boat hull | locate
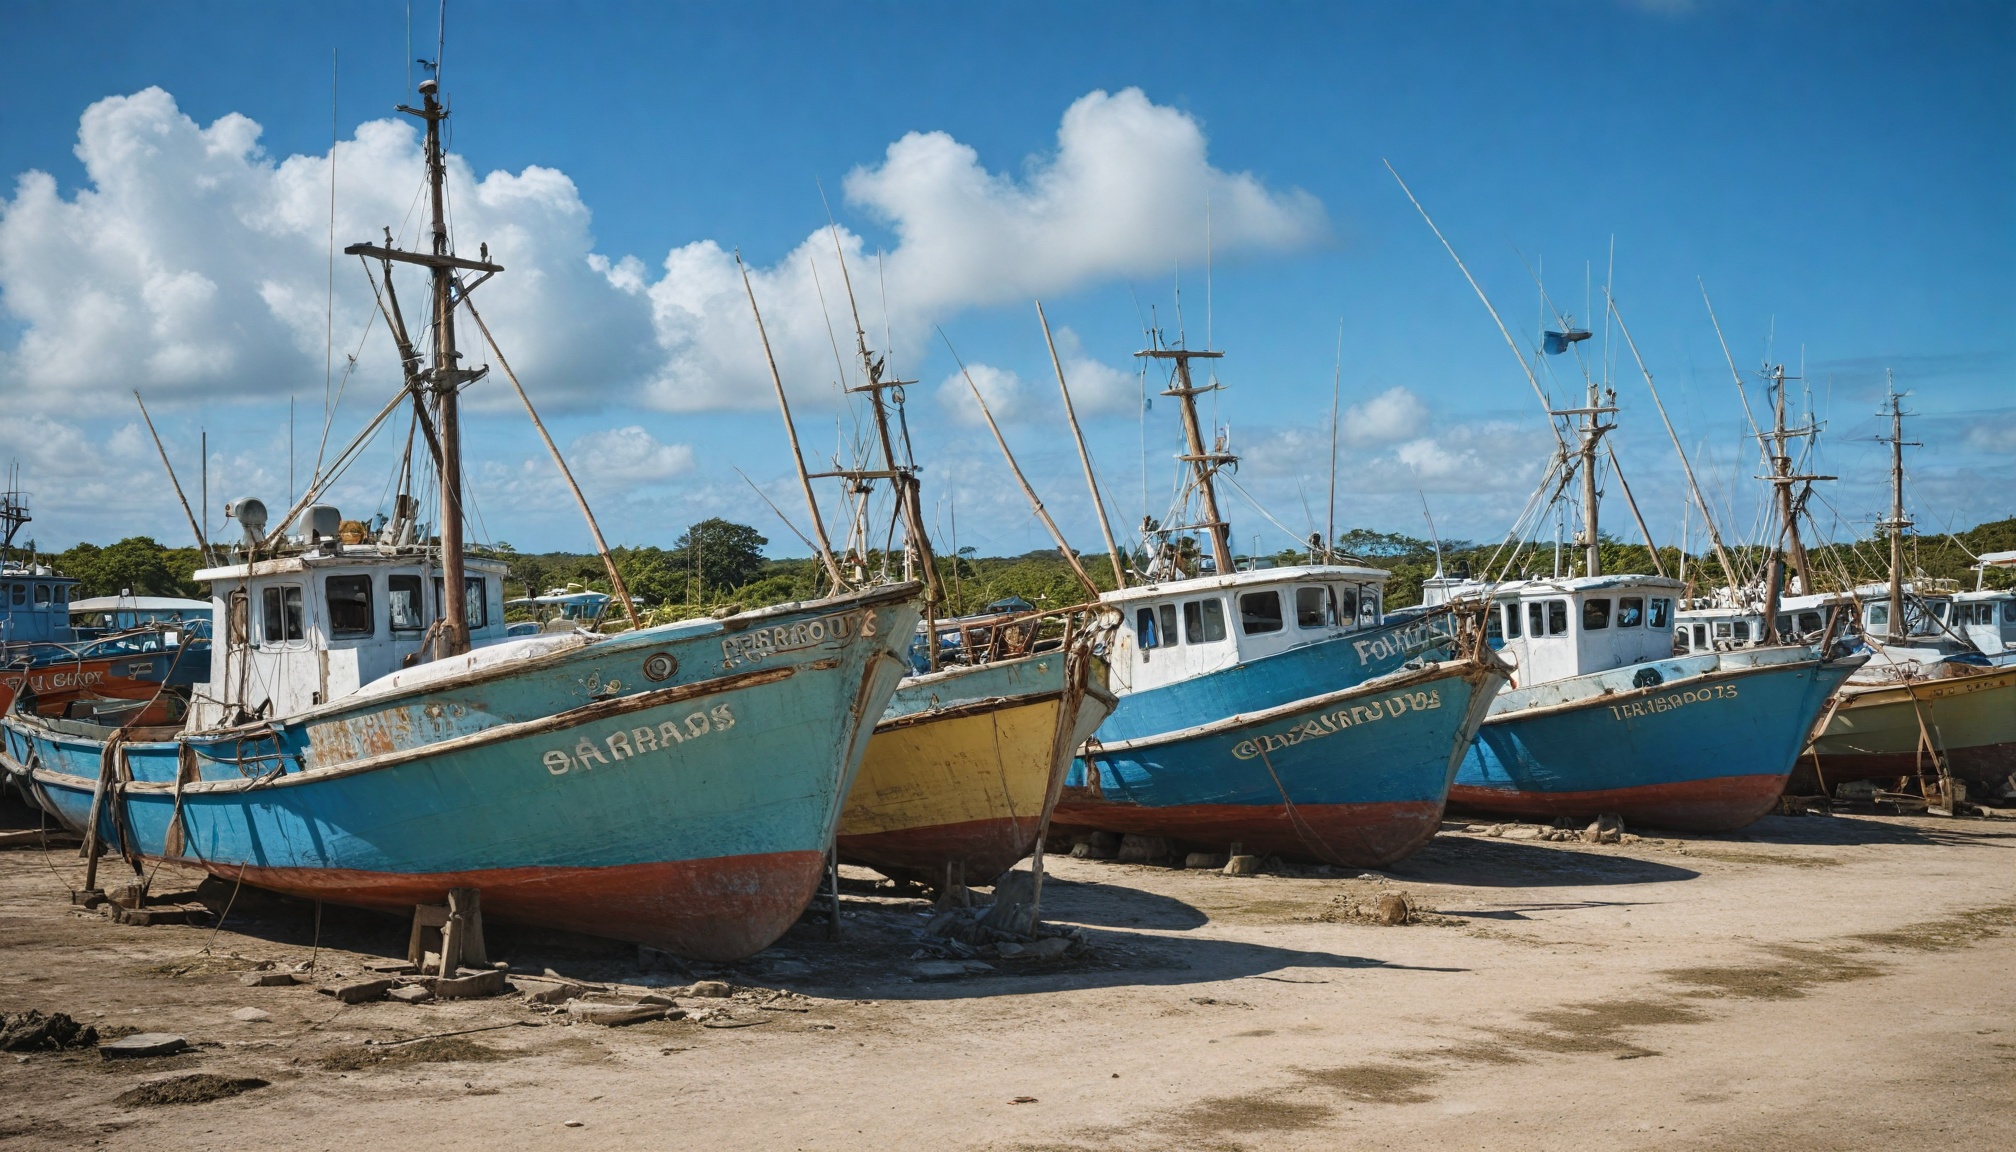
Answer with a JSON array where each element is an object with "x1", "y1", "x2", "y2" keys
[
  {"x1": 4, "y1": 588, "x2": 921, "y2": 961},
  {"x1": 1453, "y1": 649, "x2": 1859, "y2": 831},
  {"x1": 837, "y1": 648, "x2": 1114, "y2": 884},
  {"x1": 1798, "y1": 664, "x2": 2016, "y2": 796},
  {"x1": 1056, "y1": 657, "x2": 1502, "y2": 866}
]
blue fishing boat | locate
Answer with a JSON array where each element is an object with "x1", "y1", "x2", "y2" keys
[
  {"x1": 1452, "y1": 575, "x2": 1859, "y2": 829},
  {"x1": 1052, "y1": 345, "x2": 1505, "y2": 866},
  {"x1": 0, "y1": 73, "x2": 922, "y2": 961}
]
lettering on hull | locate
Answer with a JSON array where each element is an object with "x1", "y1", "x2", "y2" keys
[
  {"x1": 1607, "y1": 682, "x2": 1738, "y2": 721},
  {"x1": 1232, "y1": 689, "x2": 1443, "y2": 760},
  {"x1": 720, "y1": 609, "x2": 878, "y2": 669},
  {"x1": 1350, "y1": 620, "x2": 1446, "y2": 667},
  {"x1": 543, "y1": 704, "x2": 737, "y2": 775}
]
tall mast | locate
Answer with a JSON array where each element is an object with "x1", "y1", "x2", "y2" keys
[
  {"x1": 1878, "y1": 384, "x2": 1916, "y2": 643},
  {"x1": 1552, "y1": 375, "x2": 1616, "y2": 578},
  {"x1": 1138, "y1": 346, "x2": 1233, "y2": 575},
  {"x1": 1758, "y1": 364, "x2": 1831, "y2": 641}
]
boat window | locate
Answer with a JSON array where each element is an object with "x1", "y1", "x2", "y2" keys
[
  {"x1": 1675, "y1": 627, "x2": 1691, "y2": 652},
  {"x1": 1336, "y1": 584, "x2": 1359, "y2": 624},
  {"x1": 1486, "y1": 608, "x2": 1503, "y2": 643},
  {"x1": 432, "y1": 576, "x2": 491, "y2": 629},
  {"x1": 1649, "y1": 597, "x2": 1671, "y2": 629},
  {"x1": 1797, "y1": 610, "x2": 1824, "y2": 634},
  {"x1": 1864, "y1": 603, "x2": 1889, "y2": 629},
  {"x1": 1733, "y1": 621, "x2": 1751, "y2": 642},
  {"x1": 1545, "y1": 600, "x2": 1568, "y2": 635},
  {"x1": 1527, "y1": 602, "x2": 1544, "y2": 636},
  {"x1": 1135, "y1": 606, "x2": 1159, "y2": 649},
  {"x1": 1295, "y1": 586, "x2": 1329, "y2": 629},
  {"x1": 53, "y1": 584, "x2": 66, "y2": 605},
  {"x1": 1692, "y1": 624, "x2": 1707, "y2": 649},
  {"x1": 326, "y1": 575, "x2": 374, "y2": 639},
  {"x1": 33, "y1": 584, "x2": 51, "y2": 607},
  {"x1": 1503, "y1": 602, "x2": 1523, "y2": 638},
  {"x1": 1930, "y1": 600, "x2": 1949, "y2": 621},
  {"x1": 1358, "y1": 585, "x2": 1381, "y2": 625},
  {"x1": 1714, "y1": 621, "x2": 1731, "y2": 639},
  {"x1": 2004, "y1": 601, "x2": 2016, "y2": 625},
  {"x1": 388, "y1": 574, "x2": 425, "y2": 633},
  {"x1": 1774, "y1": 614, "x2": 1792, "y2": 637},
  {"x1": 1617, "y1": 597, "x2": 1644, "y2": 627},
  {"x1": 261, "y1": 585, "x2": 305, "y2": 644},
  {"x1": 1158, "y1": 604, "x2": 1178, "y2": 646},
  {"x1": 1582, "y1": 598, "x2": 1611, "y2": 630},
  {"x1": 1239, "y1": 590, "x2": 1284, "y2": 635},
  {"x1": 1183, "y1": 598, "x2": 1228, "y2": 643}
]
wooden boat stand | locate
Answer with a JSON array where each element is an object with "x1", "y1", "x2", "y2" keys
[{"x1": 408, "y1": 888, "x2": 487, "y2": 976}]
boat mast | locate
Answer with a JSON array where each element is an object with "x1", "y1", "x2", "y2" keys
[
  {"x1": 1138, "y1": 345, "x2": 1233, "y2": 575},
  {"x1": 1758, "y1": 364, "x2": 1832, "y2": 641},
  {"x1": 1878, "y1": 385, "x2": 1916, "y2": 643},
  {"x1": 1552, "y1": 372, "x2": 1616, "y2": 578}
]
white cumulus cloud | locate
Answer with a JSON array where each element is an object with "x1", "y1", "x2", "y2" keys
[
  {"x1": 1342, "y1": 386, "x2": 1430, "y2": 446},
  {"x1": 567, "y1": 425, "x2": 696, "y2": 487}
]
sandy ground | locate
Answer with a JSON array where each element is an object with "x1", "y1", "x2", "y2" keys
[{"x1": 1, "y1": 801, "x2": 2011, "y2": 1152}]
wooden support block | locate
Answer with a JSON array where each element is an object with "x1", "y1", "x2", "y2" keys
[
  {"x1": 446, "y1": 888, "x2": 487, "y2": 966},
  {"x1": 319, "y1": 978, "x2": 394, "y2": 1004},
  {"x1": 431, "y1": 968, "x2": 507, "y2": 999},
  {"x1": 406, "y1": 903, "x2": 450, "y2": 968}
]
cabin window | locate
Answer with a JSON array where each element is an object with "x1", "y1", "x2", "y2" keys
[
  {"x1": 261, "y1": 585, "x2": 305, "y2": 644},
  {"x1": 1797, "y1": 610, "x2": 1824, "y2": 634},
  {"x1": 1774, "y1": 614, "x2": 1792, "y2": 637},
  {"x1": 1239, "y1": 590, "x2": 1284, "y2": 635},
  {"x1": 1183, "y1": 598, "x2": 1228, "y2": 644},
  {"x1": 1616, "y1": 597, "x2": 1644, "y2": 627},
  {"x1": 1526, "y1": 602, "x2": 1544, "y2": 636},
  {"x1": 2004, "y1": 602, "x2": 2016, "y2": 625},
  {"x1": 1336, "y1": 585, "x2": 1359, "y2": 624},
  {"x1": 6, "y1": 584, "x2": 19, "y2": 606},
  {"x1": 325, "y1": 575, "x2": 374, "y2": 639},
  {"x1": 1486, "y1": 608, "x2": 1503, "y2": 643},
  {"x1": 1733, "y1": 621, "x2": 1751, "y2": 641},
  {"x1": 1649, "y1": 598, "x2": 1671, "y2": 629},
  {"x1": 432, "y1": 576, "x2": 491, "y2": 629},
  {"x1": 1692, "y1": 624, "x2": 1708, "y2": 649},
  {"x1": 53, "y1": 585, "x2": 66, "y2": 605},
  {"x1": 1864, "y1": 604, "x2": 1889, "y2": 629},
  {"x1": 1930, "y1": 600, "x2": 1949, "y2": 621},
  {"x1": 1675, "y1": 627, "x2": 1691, "y2": 652},
  {"x1": 1295, "y1": 586, "x2": 1330, "y2": 629},
  {"x1": 32, "y1": 584, "x2": 51, "y2": 608},
  {"x1": 388, "y1": 574, "x2": 425, "y2": 633},
  {"x1": 1546, "y1": 600, "x2": 1569, "y2": 635},
  {"x1": 1503, "y1": 602, "x2": 1523, "y2": 638},
  {"x1": 1582, "y1": 598, "x2": 1611, "y2": 630},
  {"x1": 1136, "y1": 604, "x2": 1179, "y2": 649},
  {"x1": 1135, "y1": 607, "x2": 1159, "y2": 649},
  {"x1": 1358, "y1": 585, "x2": 1381, "y2": 625}
]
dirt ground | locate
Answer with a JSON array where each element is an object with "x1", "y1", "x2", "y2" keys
[{"x1": 2, "y1": 798, "x2": 2011, "y2": 1152}]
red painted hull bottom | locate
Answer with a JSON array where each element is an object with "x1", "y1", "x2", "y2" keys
[
  {"x1": 1050, "y1": 797, "x2": 1447, "y2": 867},
  {"x1": 1794, "y1": 745, "x2": 2016, "y2": 797},
  {"x1": 837, "y1": 815, "x2": 1037, "y2": 886},
  {"x1": 1447, "y1": 773, "x2": 1788, "y2": 832},
  {"x1": 215, "y1": 849, "x2": 825, "y2": 962}
]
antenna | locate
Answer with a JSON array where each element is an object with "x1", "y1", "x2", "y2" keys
[{"x1": 1420, "y1": 491, "x2": 1444, "y2": 576}]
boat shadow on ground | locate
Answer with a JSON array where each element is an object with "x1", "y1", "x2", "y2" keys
[
  {"x1": 1692, "y1": 811, "x2": 2016, "y2": 849},
  {"x1": 1381, "y1": 833, "x2": 1701, "y2": 888}
]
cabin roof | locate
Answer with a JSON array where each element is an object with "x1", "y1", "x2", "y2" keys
[
  {"x1": 69, "y1": 595, "x2": 210, "y2": 613},
  {"x1": 1099, "y1": 563, "x2": 1390, "y2": 606},
  {"x1": 1488, "y1": 574, "x2": 1684, "y2": 598},
  {"x1": 193, "y1": 549, "x2": 511, "y2": 583}
]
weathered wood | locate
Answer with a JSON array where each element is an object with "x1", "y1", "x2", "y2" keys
[
  {"x1": 1037, "y1": 300, "x2": 1124, "y2": 588},
  {"x1": 339, "y1": 242, "x2": 502, "y2": 274}
]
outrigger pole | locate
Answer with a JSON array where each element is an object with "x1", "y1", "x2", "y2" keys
[
  {"x1": 740, "y1": 252, "x2": 847, "y2": 592},
  {"x1": 1037, "y1": 301, "x2": 1125, "y2": 587},
  {"x1": 134, "y1": 392, "x2": 215, "y2": 568}
]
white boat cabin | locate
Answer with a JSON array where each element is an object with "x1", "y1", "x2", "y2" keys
[
  {"x1": 1673, "y1": 591, "x2": 1841, "y2": 655},
  {"x1": 189, "y1": 548, "x2": 508, "y2": 727},
  {"x1": 1483, "y1": 575, "x2": 1680, "y2": 687},
  {"x1": 1947, "y1": 589, "x2": 2016, "y2": 661},
  {"x1": 1100, "y1": 564, "x2": 1390, "y2": 695}
]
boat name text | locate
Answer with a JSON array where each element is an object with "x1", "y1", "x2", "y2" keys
[
  {"x1": 721, "y1": 609, "x2": 877, "y2": 668},
  {"x1": 542, "y1": 704, "x2": 737, "y2": 775},
  {"x1": 1607, "y1": 682, "x2": 1738, "y2": 721},
  {"x1": 1232, "y1": 689, "x2": 1443, "y2": 760}
]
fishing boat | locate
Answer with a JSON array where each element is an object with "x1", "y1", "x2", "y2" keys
[
  {"x1": 1797, "y1": 398, "x2": 2016, "y2": 802},
  {"x1": 0, "y1": 488, "x2": 210, "y2": 729},
  {"x1": 1394, "y1": 249, "x2": 1862, "y2": 830},
  {"x1": 0, "y1": 73, "x2": 920, "y2": 961},
  {"x1": 741, "y1": 259, "x2": 1115, "y2": 889},
  {"x1": 1051, "y1": 342, "x2": 1505, "y2": 867}
]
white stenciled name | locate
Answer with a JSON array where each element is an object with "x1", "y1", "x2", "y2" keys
[
  {"x1": 1350, "y1": 620, "x2": 1446, "y2": 667},
  {"x1": 720, "y1": 609, "x2": 877, "y2": 669},
  {"x1": 542, "y1": 704, "x2": 737, "y2": 775},
  {"x1": 1232, "y1": 689, "x2": 1443, "y2": 760}
]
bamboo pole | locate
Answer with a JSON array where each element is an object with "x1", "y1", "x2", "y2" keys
[
  {"x1": 1036, "y1": 301, "x2": 1124, "y2": 587},
  {"x1": 460, "y1": 295, "x2": 642, "y2": 631},
  {"x1": 134, "y1": 393, "x2": 215, "y2": 568},
  {"x1": 1605, "y1": 293, "x2": 1740, "y2": 590},
  {"x1": 740, "y1": 253, "x2": 847, "y2": 591},
  {"x1": 939, "y1": 329, "x2": 1100, "y2": 598}
]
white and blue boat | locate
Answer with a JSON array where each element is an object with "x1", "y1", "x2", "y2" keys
[
  {"x1": 0, "y1": 74, "x2": 921, "y2": 961},
  {"x1": 1053, "y1": 344, "x2": 1504, "y2": 866}
]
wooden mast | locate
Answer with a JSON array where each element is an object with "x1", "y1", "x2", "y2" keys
[
  {"x1": 345, "y1": 77, "x2": 502, "y2": 657},
  {"x1": 1138, "y1": 346, "x2": 1233, "y2": 575},
  {"x1": 1037, "y1": 301, "x2": 1124, "y2": 587},
  {"x1": 1879, "y1": 385, "x2": 1915, "y2": 643}
]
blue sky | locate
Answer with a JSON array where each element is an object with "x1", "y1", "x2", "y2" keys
[{"x1": 1, "y1": 1, "x2": 2009, "y2": 562}]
